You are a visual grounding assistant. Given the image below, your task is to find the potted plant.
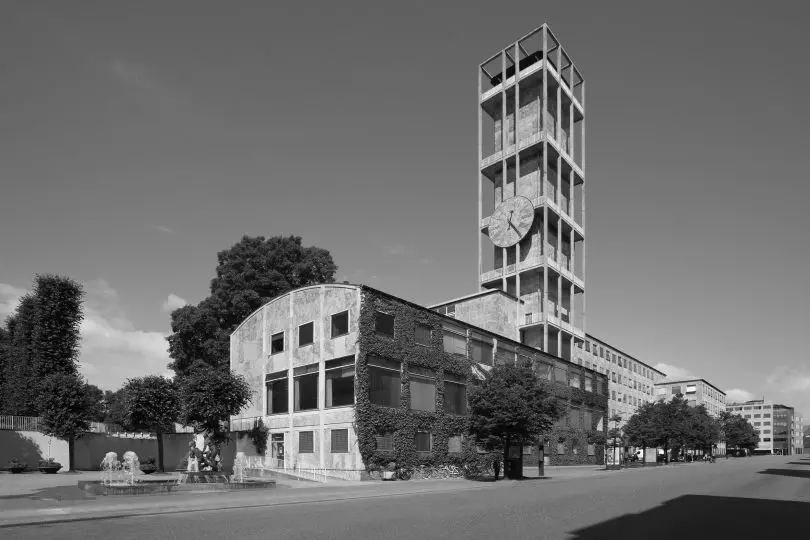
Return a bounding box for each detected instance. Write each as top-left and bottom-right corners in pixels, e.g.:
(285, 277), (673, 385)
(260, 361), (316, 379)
(7, 458), (27, 474)
(382, 462), (397, 481)
(140, 456), (158, 475)
(38, 458), (62, 474)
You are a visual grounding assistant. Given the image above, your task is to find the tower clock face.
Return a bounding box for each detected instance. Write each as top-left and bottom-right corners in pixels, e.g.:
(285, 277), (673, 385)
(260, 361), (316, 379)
(488, 196), (534, 248)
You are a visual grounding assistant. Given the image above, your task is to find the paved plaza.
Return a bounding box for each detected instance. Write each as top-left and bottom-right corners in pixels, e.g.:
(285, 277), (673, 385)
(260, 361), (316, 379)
(3, 455), (809, 538)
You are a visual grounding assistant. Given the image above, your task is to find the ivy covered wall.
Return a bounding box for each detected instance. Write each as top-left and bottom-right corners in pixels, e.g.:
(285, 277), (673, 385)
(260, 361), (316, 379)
(354, 287), (608, 470)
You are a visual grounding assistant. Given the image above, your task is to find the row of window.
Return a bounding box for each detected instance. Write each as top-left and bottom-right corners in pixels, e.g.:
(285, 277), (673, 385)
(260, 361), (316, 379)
(296, 429), (349, 454)
(375, 432), (463, 454)
(270, 310), (352, 354)
(265, 355), (468, 415)
(580, 341), (656, 381)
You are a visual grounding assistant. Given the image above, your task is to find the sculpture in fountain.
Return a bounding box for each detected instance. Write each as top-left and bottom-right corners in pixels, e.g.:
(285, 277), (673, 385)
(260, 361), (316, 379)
(122, 451), (140, 485)
(100, 452), (121, 486)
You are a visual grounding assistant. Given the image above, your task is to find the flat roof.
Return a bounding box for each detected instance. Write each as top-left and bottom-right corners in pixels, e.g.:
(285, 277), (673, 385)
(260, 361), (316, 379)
(585, 333), (666, 375)
(655, 378), (726, 396)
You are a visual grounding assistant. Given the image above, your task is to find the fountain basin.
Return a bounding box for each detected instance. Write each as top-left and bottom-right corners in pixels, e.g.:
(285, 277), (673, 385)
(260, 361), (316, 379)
(79, 477), (275, 497)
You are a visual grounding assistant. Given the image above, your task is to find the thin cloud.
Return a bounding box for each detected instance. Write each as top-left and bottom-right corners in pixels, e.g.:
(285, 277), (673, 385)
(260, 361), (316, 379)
(153, 225), (175, 234)
(725, 388), (756, 403)
(654, 363), (696, 380)
(382, 244), (408, 257)
(161, 293), (188, 313)
(0, 282), (27, 320)
(109, 59), (160, 93)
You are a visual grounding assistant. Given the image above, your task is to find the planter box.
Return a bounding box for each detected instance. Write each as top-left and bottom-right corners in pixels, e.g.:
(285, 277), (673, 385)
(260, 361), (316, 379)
(8, 467), (26, 474)
(39, 466), (61, 474)
(382, 471), (396, 480)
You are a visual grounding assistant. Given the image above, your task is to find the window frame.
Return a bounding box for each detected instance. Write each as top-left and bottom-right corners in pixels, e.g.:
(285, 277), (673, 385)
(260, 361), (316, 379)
(293, 363), (319, 412)
(331, 310), (350, 338)
(299, 431), (314, 454)
(367, 355), (402, 408)
(265, 370), (289, 415)
(325, 356), (355, 408)
(414, 323), (432, 346)
(298, 321), (314, 348)
(374, 310), (395, 338)
(415, 431), (432, 454)
(331, 428), (349, 453)
(270, 331), (285, 355)
(409, 365), (437, 412)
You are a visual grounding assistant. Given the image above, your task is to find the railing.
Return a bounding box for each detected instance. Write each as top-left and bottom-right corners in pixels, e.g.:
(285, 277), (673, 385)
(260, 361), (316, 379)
(546, 300), (558, 318)
(559, 194), (569, 215)
(242, 456), (360, 483)
(480, 268), (503, 282)
(0, 415), (41, 431)
(559, 253), (570, 270)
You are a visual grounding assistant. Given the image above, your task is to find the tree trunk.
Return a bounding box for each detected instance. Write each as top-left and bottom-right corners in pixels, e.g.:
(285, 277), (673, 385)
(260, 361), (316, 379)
(68, 438), (75, 472)
(157, 431), (165, 472)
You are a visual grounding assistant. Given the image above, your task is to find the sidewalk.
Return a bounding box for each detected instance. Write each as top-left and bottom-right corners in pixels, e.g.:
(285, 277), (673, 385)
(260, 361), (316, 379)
(0, 478), (493, 528)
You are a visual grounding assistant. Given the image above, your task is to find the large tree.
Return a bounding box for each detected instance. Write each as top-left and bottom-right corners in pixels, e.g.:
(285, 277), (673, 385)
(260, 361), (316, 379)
(167, 235), (337, 375)
(719, 411), (760, 453)
(39, 373), (98, 471)
(0, 275), (84, 415)
(121, 375), (179, 472)
(467, 360), (562, 478)
(177, 367), (252, 441)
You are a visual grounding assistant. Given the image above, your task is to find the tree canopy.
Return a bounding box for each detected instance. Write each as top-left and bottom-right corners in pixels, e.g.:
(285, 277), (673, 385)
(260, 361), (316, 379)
(719, 411), (760, 452)
(39, 373), (99, 471)
(122, 375), (180, 472)
(177, 367), (252, 440)
(623, 395), (722, 459)
(167, 235), (337, 375)
(0, 274), (84, 415)
(467, 360), (562, 453)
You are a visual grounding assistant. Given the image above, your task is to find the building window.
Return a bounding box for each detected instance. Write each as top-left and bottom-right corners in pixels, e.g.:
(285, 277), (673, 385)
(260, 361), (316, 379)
(584, 376), (593, 393)
(375, 433), (393, 451)
(587, 443), (595, 456)
(331, 429), (349, 453)
(448, 435), (462, 454)
(415, 431), (432, 453)
(557, 441), (565, 455)
(612, 372), (617, 383)
(686, 385), (696, 394)
(299, 431), (314, 453)
(325, 356), (355, 407)
(443, 323), (468, 358)
(294, 364), (319, 411)
(763, 438), (771, 442)
(764, 413), (771, 418)
(444, 372), (467, 415)
(555, 366), (568, 385)
(470, 334), (494, 364)
(612, 390), (617, 401)
(569, 372), (581, 389)
(265, 371), (288, 415)
(671, 386), (681, 395)
(754, 414), (761, 418)
(568, 407), (580, 428)
(368, 355), (401, 407)
(271, 332), (284, 355)
(410, 366), (436, 412)
(764, 421), (771, 426)
(298, 322), (314, 347)
(536, 362), (552, 381)
(375, 311), (395, 338)
(414, 324), (431, 346)
(331, 311), (349, 337)
(763, 429), (771, 434)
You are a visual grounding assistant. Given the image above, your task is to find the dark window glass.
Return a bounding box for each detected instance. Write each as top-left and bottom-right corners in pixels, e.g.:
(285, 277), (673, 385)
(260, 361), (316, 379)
(375, 434), (393, 451)
(470, 338), (493, 364)
(415, 431), (431, 453)
(294, 366), (319, 411)
(298, 322), (314, 347)
(448, 435), (462, 454)
(444, 381), (467, 415)
(299, 431), (314, 453)
(375, 311), (395, 337)
(443, 328), (467, 358)
(331, 311), (349, 337)
(266, 375), (288, 415)
(326, 361), (355, 407)
(415, 324), (431, 346)
(368, 357), (401, 407)
(410, 367), (436, 412)
(331, 429), (349, 453)
(672, 386), (681, 394)
(554, 366), (567, 385)
(271, 332), (284, 354)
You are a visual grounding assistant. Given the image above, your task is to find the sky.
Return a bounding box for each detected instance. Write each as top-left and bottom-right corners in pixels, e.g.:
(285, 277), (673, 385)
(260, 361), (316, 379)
(1, 1), (808, 417)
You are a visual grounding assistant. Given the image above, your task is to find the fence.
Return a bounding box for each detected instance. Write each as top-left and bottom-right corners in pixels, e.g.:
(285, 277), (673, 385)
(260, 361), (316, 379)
(0, 415), (194, 435)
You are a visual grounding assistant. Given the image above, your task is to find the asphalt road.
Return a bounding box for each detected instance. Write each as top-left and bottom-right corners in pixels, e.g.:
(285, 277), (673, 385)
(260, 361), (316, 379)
(7, 455), (810, 539)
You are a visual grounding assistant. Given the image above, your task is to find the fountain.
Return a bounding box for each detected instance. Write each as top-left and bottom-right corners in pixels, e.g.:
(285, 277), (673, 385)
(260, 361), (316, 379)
(122, 451), (140, 485)
(100, 452), (121, 486)
(233, 452), (248, 483)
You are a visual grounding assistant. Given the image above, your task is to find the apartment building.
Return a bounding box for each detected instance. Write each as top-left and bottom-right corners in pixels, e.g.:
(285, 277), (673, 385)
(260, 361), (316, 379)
(654, 378), (727, 418)
(726, 400), (795, 455)
(793, 416), (804, 455)
(575, 335), (666, 426)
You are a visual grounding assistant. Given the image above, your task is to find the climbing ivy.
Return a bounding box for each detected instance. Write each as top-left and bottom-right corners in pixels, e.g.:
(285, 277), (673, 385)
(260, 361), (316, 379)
(354, 287), (608, 471)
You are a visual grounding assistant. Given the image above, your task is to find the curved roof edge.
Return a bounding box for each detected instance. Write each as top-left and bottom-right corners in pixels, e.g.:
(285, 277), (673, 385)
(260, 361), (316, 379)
(230, 283), (361, 336)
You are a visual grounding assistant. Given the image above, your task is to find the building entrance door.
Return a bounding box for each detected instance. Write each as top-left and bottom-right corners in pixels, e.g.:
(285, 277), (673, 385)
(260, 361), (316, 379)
(271, 434), (284, 468)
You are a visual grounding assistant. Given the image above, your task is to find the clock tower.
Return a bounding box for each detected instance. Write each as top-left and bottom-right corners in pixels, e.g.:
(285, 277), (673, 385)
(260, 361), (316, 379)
(477, 25), (586, 361)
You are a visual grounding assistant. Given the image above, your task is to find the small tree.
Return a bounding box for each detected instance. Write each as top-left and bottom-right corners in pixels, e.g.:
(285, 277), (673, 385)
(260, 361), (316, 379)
(467, 360), (562, 479)
(178, 367), (252, 443)
(122, 375), (179, 472)
(607, 414), (623, 466)
(39, 373), (96, 471)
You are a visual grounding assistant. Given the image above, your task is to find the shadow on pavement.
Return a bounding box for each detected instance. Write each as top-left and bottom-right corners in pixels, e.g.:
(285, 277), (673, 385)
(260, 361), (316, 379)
(568, 495), (810, 539)
(786, 462), (810, 466)
(758, 469), (810, 479)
